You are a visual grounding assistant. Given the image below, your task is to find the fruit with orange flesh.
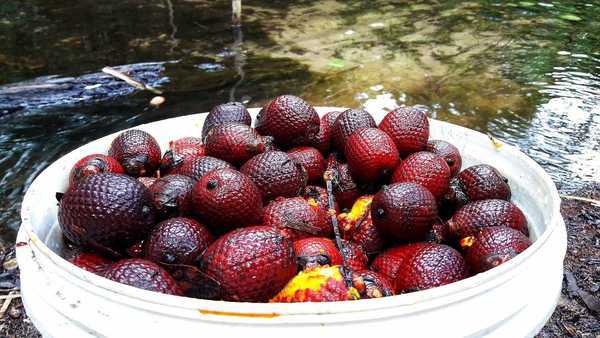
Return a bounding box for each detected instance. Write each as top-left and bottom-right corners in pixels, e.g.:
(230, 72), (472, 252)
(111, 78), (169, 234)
(337, 195), (386, 256)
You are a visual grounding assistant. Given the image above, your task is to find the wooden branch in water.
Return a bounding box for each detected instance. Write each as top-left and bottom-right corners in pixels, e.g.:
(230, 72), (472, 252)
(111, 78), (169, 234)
(102, 66), (163, 94)
(232, 0), (242, 27)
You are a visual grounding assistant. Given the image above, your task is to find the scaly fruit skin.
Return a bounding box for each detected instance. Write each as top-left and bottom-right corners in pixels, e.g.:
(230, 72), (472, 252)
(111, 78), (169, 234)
(457, 164), (511, 201)
(202, 102), (251, 139)
(173, 155), (234, 181)
(270, 266), (360, 303)
(69, 252), (112, 275)
(310, 111), (342, 154)
(205, 123), (272, 166)
(460, 227), (531, 273)
(340, 240), (369, 271)
(331, 108), (377, 152)
(379, 106), (429, 157)
(287, 146), (326, 184)
(263, 197), (331, 241)
(137, 177), (158, 189)
(391, 151), (451, 200)
(326, 155), (360, 210)
(201, 226), (297, 302)
(104, 258), (182, 295)
(338, 195), (386, 256)
(394, 243), (469, 293)
(439, 177), (470, 218)
(160, 137), (205, 176)
(108, 129), (161, 177)
(448, 199), (529, 239)
(371, 182), (438, 241)
(255, 95), (320, 148)
(240, 151), (307, 201)
(69, 154), (124, 187)
(352, 270), (394, 298)
(144, 217), (213, 265)
(426, 140), (462, 177)
(345, 128), (400, 182)
(149, 175), (195, 219)
(370, 246), (415, 281)
(58, 173), (156, 252)
(293, 237), (343, 270)
(192, 168), (263, 231)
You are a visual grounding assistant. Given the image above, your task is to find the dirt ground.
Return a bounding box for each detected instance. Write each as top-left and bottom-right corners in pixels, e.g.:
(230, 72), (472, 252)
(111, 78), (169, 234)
(1, 184), (598, 337)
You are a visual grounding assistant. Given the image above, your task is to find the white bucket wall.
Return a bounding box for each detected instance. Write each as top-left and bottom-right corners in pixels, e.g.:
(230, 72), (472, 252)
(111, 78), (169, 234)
(16, 107), (566, 338)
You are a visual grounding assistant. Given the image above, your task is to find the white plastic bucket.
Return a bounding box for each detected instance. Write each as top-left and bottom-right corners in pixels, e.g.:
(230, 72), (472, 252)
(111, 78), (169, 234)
(16, 107), (566, 338)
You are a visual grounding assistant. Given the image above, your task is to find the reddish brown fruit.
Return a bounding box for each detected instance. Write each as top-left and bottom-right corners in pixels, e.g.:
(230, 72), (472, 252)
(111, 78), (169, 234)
(439, 177), (470, 218)
(379, 106), (429, 157)
(448, 199), (529, 239)
(394, 243), (468, 293)
(69, 252), (112, 275)
(255, 95), (320, 147)
(144, 217), (213, 265)
(337, 195), (386, 256)
(201, 226), (297, 302)
(149, 175), (195, 219)
(104, 258), (182, 295)
(460, 227), (531, 273)
(263, 197), (331, 241)
(303, 185), (339, 229)
(58, 173), (156, 253)
(160, 137), (205, 175)
(352, 270), (394, 298)
(173, 155), (234, 181)
(326, 155), (360, 210)
(69, 154), (124, 187)
(340, 240), (369, 271)
(192, 168), (263, 231)
(309, 111), (342, 154)
(331, 108), (377, 152)
(370, 246), (413, 282)
(205, 123), (272, 166)
(457, 164), (511, 201)
(108, 129), (161, 177)
(202, 102), (251, 139)
(390, 151), (451, 200)
(345, 128), (400, 182)
(240, 151), (307, 201)
(425, 220), (450, 244)
(287, 146), (326, 184)
(371, 182), (438, 241)
(427, 140), (462, 177)
(270, 266), (360, 302)
(293, 237), (343, 270)
(137, 177), (158, 189)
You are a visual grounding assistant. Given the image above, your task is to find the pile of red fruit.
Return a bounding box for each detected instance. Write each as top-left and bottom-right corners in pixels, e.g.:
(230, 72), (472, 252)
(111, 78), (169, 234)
(58, 95), (531, 302)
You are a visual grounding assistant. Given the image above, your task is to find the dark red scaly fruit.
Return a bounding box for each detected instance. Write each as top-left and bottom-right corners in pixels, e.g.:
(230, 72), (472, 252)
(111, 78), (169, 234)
(137, 177), (158, 189)
(337, 195), (386, 256)
(390, 151), (451, 200)
(303, 185), (339, 229)
(309, 111), (342, 154)
(371, 246), (413, 282)
(331, 108), (377, 152)
(108, 129), (161, 177)
(326, 155), (360, 210)
(425, 220), (449, 244)
(448, 199), (529, 239)
(240, 151), (307, 201)
(58, 173), (156, 253)
(345, 128), (400, 182)
(173, 155), (234, 181)
(293, 237), (343, 270)
(352, 270), (394, 298)
(202, 102), (251, 139)
(160, 137), (205, 176)
(287, 146), (326, 184)
(69, 252), (112, 275)
(460, 226), (531, 273)
(457, 164), (511, 201)
(69, 154), (124, 187)
(371, 182), (438, 241)
(144, 217), (213, 265)
(426, 140), (462, 177)
(192, 168), (263, 231)
(201, 226), (297, 302)
(205, 123), (273, 166)
(340, 240), (368, 271)
(104, 258), (182, 295)
(149, 175), (195, 219)
(379, 106), (429, 157)
(439, 177), (470, 218)
(394, 243), (468, 293)
(255, 95), (320, 148)
(263, 197), (331, 241)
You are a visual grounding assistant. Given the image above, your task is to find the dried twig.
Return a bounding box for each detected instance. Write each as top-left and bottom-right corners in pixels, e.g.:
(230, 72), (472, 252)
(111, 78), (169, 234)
(560, 195), (600, 207)
(0, 291), (19, 318)
(101, 67), (162, 94)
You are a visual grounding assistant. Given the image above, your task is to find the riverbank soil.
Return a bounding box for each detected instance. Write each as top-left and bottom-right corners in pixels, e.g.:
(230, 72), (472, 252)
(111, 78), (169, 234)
(1, 183), (598, 337)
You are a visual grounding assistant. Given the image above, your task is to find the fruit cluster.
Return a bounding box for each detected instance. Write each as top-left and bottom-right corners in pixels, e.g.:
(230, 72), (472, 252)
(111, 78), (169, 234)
(58, 95), (531, 302)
